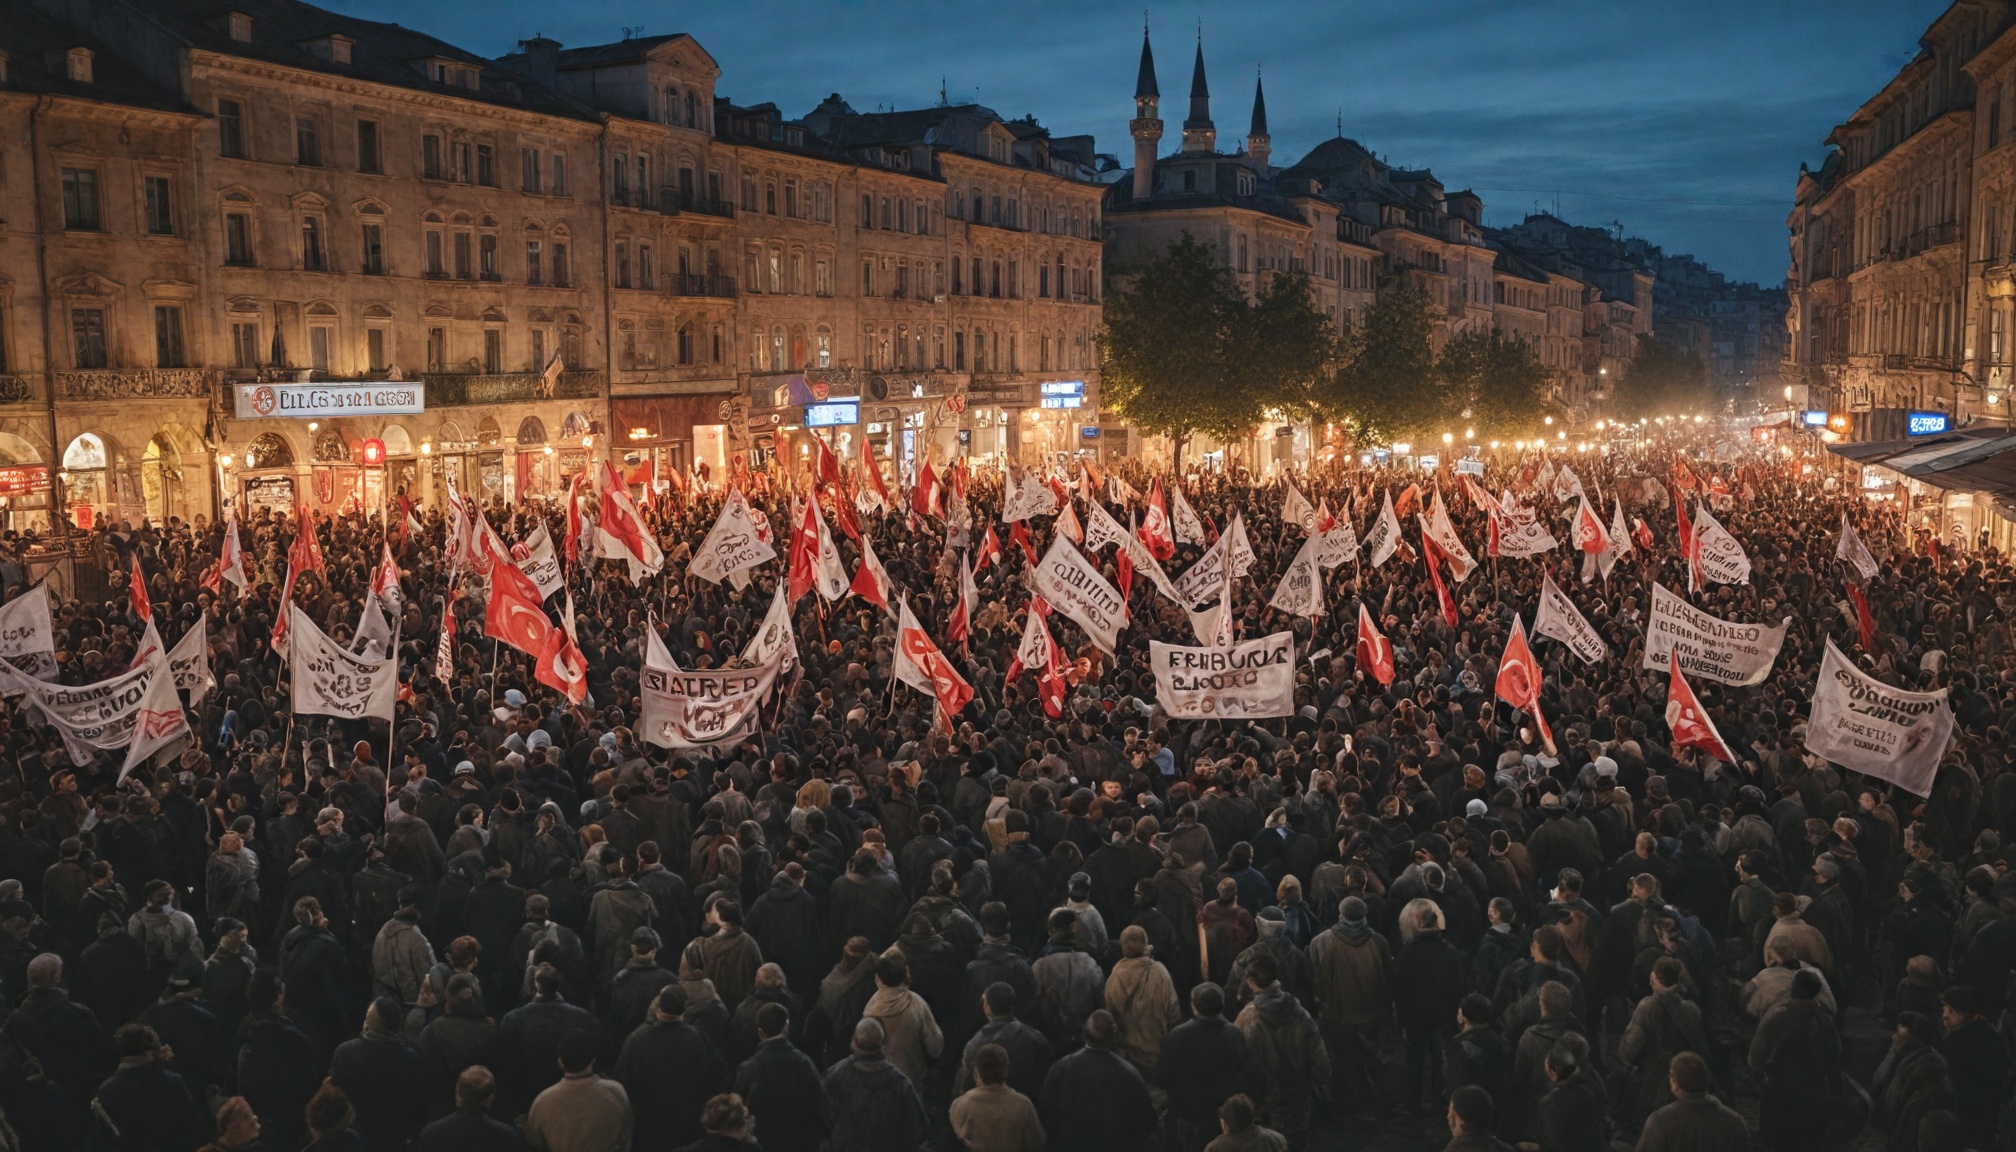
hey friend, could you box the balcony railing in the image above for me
[56,368,213,401]
[676,190,735,218]
[668,273,738,299]
[422,370,603,406]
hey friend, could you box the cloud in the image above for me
[332,0,1949,282]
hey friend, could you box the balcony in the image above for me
[677,190,735,219]
[56,368,213,401]
[668,273,738,299]
[422,370,603,406]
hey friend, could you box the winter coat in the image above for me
[732,1034,828,1152]
[1618,988,1711,1122]
[861,985,944,1087]
[328,1030,433,1148]
[821,1055,928,1152]
[586,881,658,981]
[1225,916,1316,1012]
[413,1106,534,1152]
[745,875,825,997]
[1635,1092,1751,1152]
[604,958,679,1039]
[613,1018,728,1152]
[2,985,112,1111]
[1031,945,1103,1047]
[1037,1046,1158,1152]
[828,870,909,953]
[954,1018,1055,1098]
[1535,1067,1608,1152]
[1308,920,1392,1029]
[93,1059,210,1152]
[278,922,352,1047]
[950,1082,1045,1152]
[696,925,762,1011]
[492,996,601,1116]
[372,914,436,1003]
[235,1011,321,1146]
[1748,997,1841,1146]
[1103,955,1180,1071]
[1234,984,1331,1123]
[524,1071,633,1152]
[1393,929,1465,1030]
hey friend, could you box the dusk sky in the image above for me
[339,0,1948,286]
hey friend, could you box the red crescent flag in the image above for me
[1138,480,1175,561]
[861,457,893,510]
[484,560,553,658]
[1420,530,1458,630]
[947,553,979,645]
[1666,653,1734,762]
[897,600,973,734]
[1495,613,1553,749]
[129,556,151,622]
[976,525,1003,575]
[911,458,941,519]
[535,593,588,704]
[1847,580,1876,652]
[1632,518,1655,552]
[849,533,895,614]
[1356,602,1394,686]
[1038,627,1068,719]
[1573,497,1610,554]
[1009,520,1038,567]
[787,498,821,604]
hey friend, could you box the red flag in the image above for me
[849,534,895,613]
[947,554,979,645]
[1495,614,1553,750]
[292,505,325,574]
[1673,457,1700,493]
[976,525,1003,574]
[564,472,587,564]
[1632,518,1654,552]
[1138,480,1175,561]
[911,458,941,519]
[1009,520,1038,567]
[535,593,588,704]
[1847,580,1876,652]
[1673,486,1694,561]
[128,556,151,622]
[814,438,843,488]
[787,498,821,604]
[484,561,553,657]
[1037,629,1068,718]
[1666,653,1734,762]
[1356,602,1394,687]
[861,456,893,510]
[1394,484,1422,519]
[1573,498,1610,554]
[1116,523,1135,599]
[827,482,862,543]
[897,602,974,733]
[1421,530,1459,630]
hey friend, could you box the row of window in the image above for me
[745,321,1092,376]
[216,97,576,197]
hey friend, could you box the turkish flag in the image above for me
[535,606,588,704]
[898,609,973,733]
[850,534,894,614]
[485,561,553,658]
[1665,653,1734,762]
[815,438,843,488]
[1632,518,1655,552]
[1355,602,1394,687]
[1421,531,1458,630]
[1573,498,1610,554]
[976,525,1003,574]
[912,459,941,519]
[1037,631,1067,718]
[129,556,151,622]
[827,482,862,543]
[861,457,893,510]
[1009,520,1038,567]
[1138,481,1175,561]
[1847,580,1876,652]
[947,554,978,645]
[787,498,821,604]
[1495,613,1554,749]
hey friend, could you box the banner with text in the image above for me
[1805,638,1954,796]
[1643,582,1787,687]
[1150,631,1296,719]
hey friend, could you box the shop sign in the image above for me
[235,382,425,419]
[805,402,859,428]
[0,466,52,496]
[1907,410,1951,436]
[1040,381,1085,409]
[244,475,296,513]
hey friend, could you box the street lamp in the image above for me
[1544,416,1554,426]
[1442,432,1454,446]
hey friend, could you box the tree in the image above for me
[1436,327,1551,435]
[1320,265,1441,444]
[1612,334,1710,420]
[1098,234,1340,458]
[1098,233,1251,459]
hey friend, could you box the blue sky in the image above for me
[339,0,1947,285]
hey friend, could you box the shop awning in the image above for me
[1825,426,2001,464]
[1904,446,2016,496]
[611,394,735,443]
[1880,431,2016,480]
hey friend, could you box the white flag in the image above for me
[217,510,248,591]
[1423,492,1476,582]
[1316,520,1359,570]
[689,490,779,584]
[1013,600,1056,674]
[1056,500,1085,545]
[1643,582,1787,687]
[1151,631,1296,719]
[0,586,57,684]
[892,596,937,694]
[352,593,394,660]
[288,603,397,722]
[1227,514,1256,578]
[1003,471,1060,522]
[741,581,799,674]
[165,621,214,705]
[1691,506,1751,586]
[1030,535,1128,654]
[1533,573,1608,664]
[1366,491,1403,568]
[1083,499,1131,554]
[1172,534,1232,609]
[810,500,850,602]
[1806,638,1954,797]
[1552,464,1585,504]
[1268,535,1325,618]
[1188,559,1234,646]
[521,522,565,600]
[1170,484,1206,545]
[644,614,682,671]
[1837,515,1880,581]
[1282,482,1317,535]
[120,648,190,782]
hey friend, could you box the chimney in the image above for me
[519,35,560,89]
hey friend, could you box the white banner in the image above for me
[1282,482,1317,535]
[288,604,398,722]
[1227,514,1256,577]
[1003,472,1059,522]
[1492,494,1558,558]
[120,649,190,781]
[1316,523,1359,569]
[1805,638,1954,797]
[639,657,785,748]
[7,656,167,766]
[1031,536,1128,653]
[1151,631,1296,719]
[1533,573,1608,664]
[1423,492,1476,581]
[235,381,424,419]
[1170,484,1206,545]
[1552,464,1584,504]
[741,582,800,674]
[1643,582,1787,687]
[0,586,56,683]
[1172,533,1232,608]
[1691,506,1751,586]
[521,523,564,599]
[689,490,779,583]
[1082,500,1131,554]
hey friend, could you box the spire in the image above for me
[1249,65,1267,136]
[1135,18,1158,99]
[1181,28,1214,153]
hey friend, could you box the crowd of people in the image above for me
[0,438,2012,1152]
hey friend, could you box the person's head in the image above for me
[875,952,909,989]
[1190,982,1225,1019]
[1218,1094,1258,1136]
[305,1083,355,1138]
[1792,968,1824,1003]
[1668,1051,1711,1097]
[532,964,563,1000]
[755,1002,789,1040]
[556,1030,596,1076]
[26,952,62,989]
[1538,980,1572,1020]
[1773,891,1801,919]
[1447,1084,1493,1136]
[984,982,1017,1021]
[214,1096,261,1145]
[1459,993,1493,1029]
[1082,1009,1117,1051]
[454,1066,496,1111]
[114,1023,163,1062]
[973,1043,1011,1087]
[700,1094,751,1139]
[654,984,688,1021]
[1244,953,1278,993]
[1651,956,1684,992]
[365,995,401,1034]
[1941,985,1983,1030]
[851,1017,885,1058]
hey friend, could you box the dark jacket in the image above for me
[821,1054,927,1152]
[1394,929,1465,1029]
[413,1106,534,1152]
[1233,984,1331,1120]
[329,1029,434,1148]
[1038,1045,1158,1152]
[94,1059,211,1152]
[613,1018,729,1152]
[732,1034,828,1152]
[235,1011,322,1146]
[2,985,113,1109]
[491,995,600,1116]
[1535,1067,1608,1152]
[745,875,826,997]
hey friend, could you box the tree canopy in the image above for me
[1612,334,1711,420]
[1098,233,1338,454]
[1435,326,1551,437]
[1320,265,1439,445]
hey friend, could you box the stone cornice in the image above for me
[189,52,601,134]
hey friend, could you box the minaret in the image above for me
[1130,23,1162,200]
[1246,66,1270,174]
[1181,34,1214,154]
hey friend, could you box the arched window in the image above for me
[663,85,680,125]
[684,91,698,129]
[244,431,293,469]
[313,428,349,462]
[516,416,546,445]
